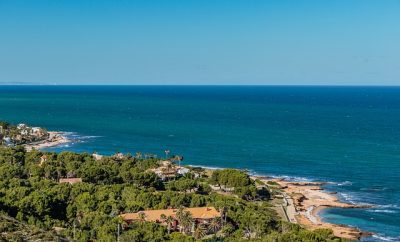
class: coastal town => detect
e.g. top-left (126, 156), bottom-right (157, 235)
top-left (0, 121), bottom-right (49, 146)
top-left (0, 121), bottom-right (368, 241)
top-left (0, 121), bottom-right (69, 151)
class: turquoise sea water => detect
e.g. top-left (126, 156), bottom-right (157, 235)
top-left (0, 85), bottom-right (399, 241)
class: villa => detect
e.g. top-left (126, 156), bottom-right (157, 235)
top-left (31, 127), bottom-right (47, 137)
top-left (14, 123), bottom-right (49, 142)
top-left (112, 152), bottom-right (125, 160)
top-left (120, 207), bottom-right (221, 230)
top-left (151, 159), bottom-right (196, 181)
top-left (92, 153), bottom-right (103, 161)
top-left (152, 165), bottom-right (193, 181)
top-left (154, 168), bottom-right (177, 181)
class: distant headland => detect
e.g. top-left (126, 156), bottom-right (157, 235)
top-left (0, 121), bottom-right (69, 151)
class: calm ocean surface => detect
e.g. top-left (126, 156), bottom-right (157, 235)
top-left (0, 85), bottom-right (399, 241)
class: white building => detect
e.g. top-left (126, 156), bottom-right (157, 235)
top-left (92, 153), bottom-right (103, 161)
top-left (177, 167), bottom-right (190, 176)
top-left (3, 137), bottom-right (13, 146)
top-left (17, 124), bottom-right (27, 129)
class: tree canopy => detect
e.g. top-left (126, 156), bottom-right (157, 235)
top-left (0, 147), bottom-right (347, 241)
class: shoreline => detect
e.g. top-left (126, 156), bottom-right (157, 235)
top-left (252, 176), bottom-right (373, 240)
top-left (24, 131), bottom-right (70, 151)
top-left (17, 136), bottom-right (375, 241)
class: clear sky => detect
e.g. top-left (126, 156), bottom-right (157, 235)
top-left (0, 0), bottom-right (399, 85)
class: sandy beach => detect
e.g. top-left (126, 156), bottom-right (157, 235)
top-left (24, 131), bottom-right (70, 151)
top-left (254, 177), bottom-right (373, 240)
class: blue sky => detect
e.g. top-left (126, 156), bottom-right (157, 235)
top-left (0, 0), bottom-right (399, 85)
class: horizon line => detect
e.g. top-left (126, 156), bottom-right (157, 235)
top-left (1, 83), bottom-right (400, 87)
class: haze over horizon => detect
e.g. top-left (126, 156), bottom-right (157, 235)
top-left (0, 0), bottom-right (399, 85)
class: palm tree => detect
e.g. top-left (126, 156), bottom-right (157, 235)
top-left (220, 223), bottom-right (234, 238)
top-left (209, 217), bottom-right (221, 234)
top-left (172, 155), bottom-right (184, 167)
top-left (220, 207), bottom-right (228, 225)
top-left (164, 150), bottom-right (170, 159)
top-left (135, 152), bottom-right (142, 159)
top-left (165, 215), bottom-right (175, 234)
top-left (175, 207), bottom-right (185, 233)
top-left (160, 213), bottom-right (167, 222)
top-left (194, 224), bottom-right (207, 239)
top-left (160, 213), bottom-right (175, 234)
top-left (176, 208), bottom-right (193, 235)
top-left (181, 211), bottom-right (194, 235)
top-left (138, 212), bottom-right (146, 223)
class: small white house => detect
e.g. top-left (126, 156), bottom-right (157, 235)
top-left (17, 124), bottom-right (29, 136)
top-left (3, 137), bottom-right (13, 146)
top-left (177, 167), bottom-right (190, 176)
top-left (92, 153), bottom-right (103, 161)
top-left (17, 124), bottom-right (27, 129)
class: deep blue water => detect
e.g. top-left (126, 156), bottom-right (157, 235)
top-left (0, 85), bottom-right (399, 241)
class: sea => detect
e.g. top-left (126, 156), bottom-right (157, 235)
top-left (0, 85), bottom-right (399, 241)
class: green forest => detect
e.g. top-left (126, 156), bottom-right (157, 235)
top-left (0, 146), bottom-right (347, 241)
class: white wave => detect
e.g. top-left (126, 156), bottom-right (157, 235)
top-left (43, 131), bottom-right (101, 150)
top-left (337, 192), bottom-right (370, 205)
top-left (265, 174), bottom-right (315, 182)
top-left (337, 191), bottom-right (361, 202)
top-left (335, 194), bottom-right (400, 213)
top-left (191, 165), bottom-right (224, 170)
top-left (376, 204), bottom-right (400, 210)
top-left (56, 131), bottom-right (75, 135)
top-left (285, 176), bottom-right (314, 182)
top-left (59, 131), bottom-right (101, 139)
top-left (68, 134), bottom-right (102, 140)
top-left (338, 192), bottom-right (357, 203)
top-left (367, 209), bottom-right (397, 214)
top-left (61, 133), bottom-right (103, 145)
top-left (371, 234), bottom-right (400, 242)
top-left (78, 135), bottom-right (103, 139)
top-left (337, 193), bottom-right (399, 214)
top-left (337, 181), bottom-right (353, 186)
top-left (360, 186), bottom-right (389, 192)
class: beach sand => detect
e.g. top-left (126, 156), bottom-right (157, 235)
top-left (254, 177), bottom-right (373, 240)
top-left (24, 131), bottom-right (70, 151)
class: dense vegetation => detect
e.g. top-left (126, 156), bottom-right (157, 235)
top-left (0, 146), bottom-right (346, 241)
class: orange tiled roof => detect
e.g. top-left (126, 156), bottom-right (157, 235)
top-left (121, 207), bottom-right (220, 222)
